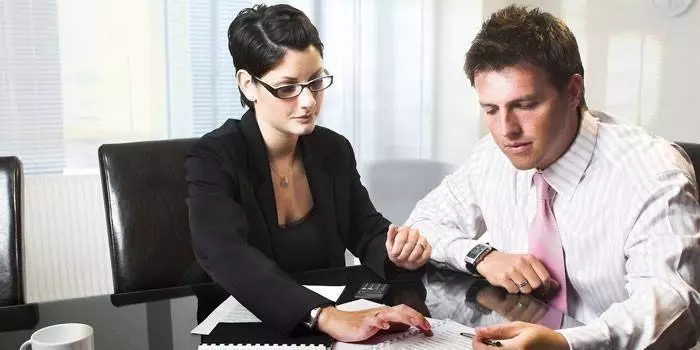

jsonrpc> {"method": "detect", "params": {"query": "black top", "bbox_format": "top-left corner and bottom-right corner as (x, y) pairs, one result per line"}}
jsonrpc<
(185, 110), (394, 334)
(272, 207), (328, 273)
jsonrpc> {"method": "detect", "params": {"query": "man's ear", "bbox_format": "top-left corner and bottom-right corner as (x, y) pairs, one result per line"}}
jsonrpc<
(567, 74), (584, 110)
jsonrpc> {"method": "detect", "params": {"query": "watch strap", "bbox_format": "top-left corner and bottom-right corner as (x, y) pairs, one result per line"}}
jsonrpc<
(303, 304), (332, 330)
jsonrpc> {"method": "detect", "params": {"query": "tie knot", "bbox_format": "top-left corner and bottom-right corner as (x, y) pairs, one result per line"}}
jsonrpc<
(533, 172), (555, 200)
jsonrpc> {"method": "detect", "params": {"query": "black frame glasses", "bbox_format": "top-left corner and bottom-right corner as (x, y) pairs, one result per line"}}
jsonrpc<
(253, 72), (334, 99)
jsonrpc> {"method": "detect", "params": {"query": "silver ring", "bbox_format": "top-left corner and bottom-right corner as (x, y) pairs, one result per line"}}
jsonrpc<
(517, 281), (529, 288)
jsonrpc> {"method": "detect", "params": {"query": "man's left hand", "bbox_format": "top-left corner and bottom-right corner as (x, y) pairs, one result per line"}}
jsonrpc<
(473, 321), (569, 350)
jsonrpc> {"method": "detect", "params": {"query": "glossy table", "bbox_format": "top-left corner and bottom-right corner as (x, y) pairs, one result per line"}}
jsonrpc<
(0, 265), (581, 349)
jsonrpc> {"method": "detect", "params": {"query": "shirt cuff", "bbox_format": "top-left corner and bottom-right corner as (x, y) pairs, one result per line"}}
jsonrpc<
(437, 237), (480, 274)
(557, 320), (611, 350)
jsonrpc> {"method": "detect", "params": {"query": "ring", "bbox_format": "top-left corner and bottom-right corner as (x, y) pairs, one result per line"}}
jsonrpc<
(417, 242), (426, 250)
(517, 281), (529, 288)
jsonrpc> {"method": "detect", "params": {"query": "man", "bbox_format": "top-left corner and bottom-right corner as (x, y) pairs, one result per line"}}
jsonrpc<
(406, 5), (700, 349)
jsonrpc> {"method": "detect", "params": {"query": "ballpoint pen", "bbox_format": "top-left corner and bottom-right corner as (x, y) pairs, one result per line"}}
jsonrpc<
(459, 332), (503, 347)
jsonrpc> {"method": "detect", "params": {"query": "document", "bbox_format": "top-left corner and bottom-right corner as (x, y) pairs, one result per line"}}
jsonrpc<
(371, 320), (476, 349)
(191, 285), (346, 335)
(331, 299), (477, 350)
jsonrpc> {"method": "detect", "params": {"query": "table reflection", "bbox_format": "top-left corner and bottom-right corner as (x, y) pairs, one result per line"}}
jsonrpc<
(422, 265), (583, 329)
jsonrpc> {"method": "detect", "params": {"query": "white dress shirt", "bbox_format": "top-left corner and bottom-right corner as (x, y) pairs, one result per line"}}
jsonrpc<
(406, 111), (700, 349)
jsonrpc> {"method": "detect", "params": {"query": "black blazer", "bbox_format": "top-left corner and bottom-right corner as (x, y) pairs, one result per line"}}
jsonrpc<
(186, 110), (392, 334)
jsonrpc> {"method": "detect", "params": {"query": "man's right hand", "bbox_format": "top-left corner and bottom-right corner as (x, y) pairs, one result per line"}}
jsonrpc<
(315, 304), (433, 342)
(476, 251), (559, 295)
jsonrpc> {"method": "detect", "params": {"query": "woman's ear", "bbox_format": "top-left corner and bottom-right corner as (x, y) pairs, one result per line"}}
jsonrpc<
(236, 69), (257, 103)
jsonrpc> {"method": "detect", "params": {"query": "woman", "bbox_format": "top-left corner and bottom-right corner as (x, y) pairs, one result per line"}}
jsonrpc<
(186, 4), (432, 342)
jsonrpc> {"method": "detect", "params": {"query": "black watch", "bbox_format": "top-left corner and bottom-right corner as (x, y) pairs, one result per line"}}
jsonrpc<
(302, 304), (331, 330)
(464, 243), (496, 276)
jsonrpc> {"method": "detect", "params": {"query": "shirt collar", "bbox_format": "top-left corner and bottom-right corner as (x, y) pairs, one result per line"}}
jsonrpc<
(525, 111), (599, 202)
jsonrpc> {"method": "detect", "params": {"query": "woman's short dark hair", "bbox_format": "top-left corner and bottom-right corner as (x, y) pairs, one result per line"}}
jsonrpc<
(465, 5), (587, 110)
(228, 4), (324, 109)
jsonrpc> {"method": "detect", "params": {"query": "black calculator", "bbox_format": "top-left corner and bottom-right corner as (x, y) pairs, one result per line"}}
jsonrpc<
(354, 282), (390, 300)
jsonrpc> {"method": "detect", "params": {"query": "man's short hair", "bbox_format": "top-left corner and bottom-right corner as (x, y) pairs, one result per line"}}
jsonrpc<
(465, 5), (587, 110)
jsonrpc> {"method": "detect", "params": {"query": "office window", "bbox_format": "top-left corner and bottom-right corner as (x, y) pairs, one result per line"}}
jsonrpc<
(1, 0), (435, 174)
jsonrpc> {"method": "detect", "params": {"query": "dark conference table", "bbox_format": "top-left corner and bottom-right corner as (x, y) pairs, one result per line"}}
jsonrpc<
(0, 265), (582, 349)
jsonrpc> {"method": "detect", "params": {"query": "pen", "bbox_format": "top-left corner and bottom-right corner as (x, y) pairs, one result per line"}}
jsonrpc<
(459, 332), (503, 347)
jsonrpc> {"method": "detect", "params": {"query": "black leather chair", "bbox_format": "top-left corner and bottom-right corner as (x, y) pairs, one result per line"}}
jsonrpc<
(0, 156), (23, 306)
(676, 142), (700, 186)
(99, 138), (209, 294)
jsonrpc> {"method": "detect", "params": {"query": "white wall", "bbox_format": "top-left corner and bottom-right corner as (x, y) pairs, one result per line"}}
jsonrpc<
(432, 0), (484, 166)
(432, 0), (700, 167)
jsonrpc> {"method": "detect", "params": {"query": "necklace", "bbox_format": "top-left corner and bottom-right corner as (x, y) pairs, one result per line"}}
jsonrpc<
(270, 162), (293, 188)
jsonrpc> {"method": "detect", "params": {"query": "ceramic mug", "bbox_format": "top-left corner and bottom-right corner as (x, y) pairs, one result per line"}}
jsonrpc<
(19, 323), (94, 350)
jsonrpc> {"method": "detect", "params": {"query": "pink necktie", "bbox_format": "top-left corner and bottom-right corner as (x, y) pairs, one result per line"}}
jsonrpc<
(529, 172), (568, 313)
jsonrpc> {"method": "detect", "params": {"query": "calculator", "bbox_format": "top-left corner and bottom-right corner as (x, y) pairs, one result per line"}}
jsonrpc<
(354, 282), (390, 300)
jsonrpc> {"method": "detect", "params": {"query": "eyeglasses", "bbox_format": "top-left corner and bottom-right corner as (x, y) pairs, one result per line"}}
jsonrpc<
(253, 73), (334, 99)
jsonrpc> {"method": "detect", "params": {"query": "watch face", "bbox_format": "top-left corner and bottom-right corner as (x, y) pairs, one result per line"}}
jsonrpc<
(467, 245), (487, 260)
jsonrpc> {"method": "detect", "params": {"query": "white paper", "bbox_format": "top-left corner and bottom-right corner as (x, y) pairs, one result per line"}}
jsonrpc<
(332, 318), (475, 350)
(199, 345), (326, 350)
(191, 285), (346, 335)
(336, 298), (383, 312)
(376, 320), (476, 349)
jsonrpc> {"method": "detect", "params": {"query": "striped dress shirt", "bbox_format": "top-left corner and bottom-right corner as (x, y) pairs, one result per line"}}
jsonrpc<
(406, 110), (700, 349)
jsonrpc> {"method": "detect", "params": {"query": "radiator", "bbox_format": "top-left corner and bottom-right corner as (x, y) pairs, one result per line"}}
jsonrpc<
(23, 174), (113, 302)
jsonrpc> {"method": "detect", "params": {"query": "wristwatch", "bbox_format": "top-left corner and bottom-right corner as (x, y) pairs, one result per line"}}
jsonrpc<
(302, 304), (330, 330)
(464, 243), (496, 276)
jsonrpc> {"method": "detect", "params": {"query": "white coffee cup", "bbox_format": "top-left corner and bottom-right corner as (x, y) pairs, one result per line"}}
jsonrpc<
(19, 323), (94, 350)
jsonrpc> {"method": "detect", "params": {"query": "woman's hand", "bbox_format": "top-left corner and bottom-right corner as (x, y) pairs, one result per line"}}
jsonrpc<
(315, 304), (433, 342)
(386, 224), (432, 270)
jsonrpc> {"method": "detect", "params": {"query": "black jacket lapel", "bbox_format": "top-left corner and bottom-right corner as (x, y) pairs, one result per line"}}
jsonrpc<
(239, 111), (278, 258)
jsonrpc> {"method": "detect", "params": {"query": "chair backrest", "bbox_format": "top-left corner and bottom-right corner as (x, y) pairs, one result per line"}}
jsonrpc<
(0, 156), (23, 306)
(363, 159), (454, 225)
(98, 138), (207, 293)
(675, 142), (700, 188)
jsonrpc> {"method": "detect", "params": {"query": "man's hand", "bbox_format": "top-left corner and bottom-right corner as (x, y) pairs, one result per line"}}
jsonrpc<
(472, 321), (569, 350)
(386, 224), (431, 270)
(476, 251), (559, 295)
(315, 304), (433, 342)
